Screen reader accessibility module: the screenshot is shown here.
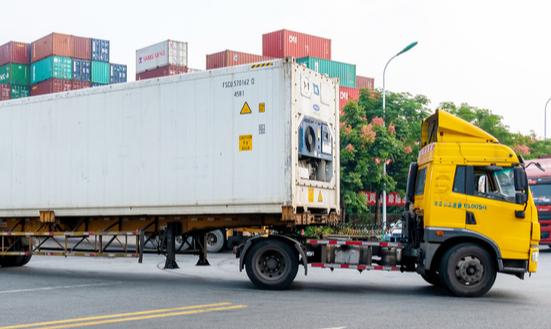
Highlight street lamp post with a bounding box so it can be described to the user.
[545,97,551,140]
[382,41,418,232]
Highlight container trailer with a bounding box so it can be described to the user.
[0,58,539,297]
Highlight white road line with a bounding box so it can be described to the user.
[0,282,120,294]
[319,327,347,329]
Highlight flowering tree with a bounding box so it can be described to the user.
[340,90,430,221]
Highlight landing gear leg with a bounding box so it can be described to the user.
[164,223,179,269]
[195,231,210,266]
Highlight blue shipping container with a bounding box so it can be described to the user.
[73,59,91,81]
[91,39,110,62]
[110,64,127,84]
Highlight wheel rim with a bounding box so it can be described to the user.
[206,233,217,247]
[455,255,484,286]
[254,249,287,282]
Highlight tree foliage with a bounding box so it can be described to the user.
[340,90,551,222]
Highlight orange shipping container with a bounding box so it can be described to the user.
[339,86,359,112]
[262,29,331,60]
[73,36,91,60]
[31,33,74,62]
[356,75,374,90]
[206,50,272,70]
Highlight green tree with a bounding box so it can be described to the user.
[340,90,431,222]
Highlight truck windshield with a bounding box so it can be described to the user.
[530,184,551,205]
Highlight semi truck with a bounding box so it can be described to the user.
[526,157,551,247]
[0,58,539,297]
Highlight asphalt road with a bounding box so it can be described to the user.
[0,247,550,329]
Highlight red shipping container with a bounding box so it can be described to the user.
[0,84,10,100]
[31,78,72,96]
[356,75,374,90]
[206,50,272,70]
[71,80,91,90]
[136,65,188,80]
[262,29,331,59]
[73,36,91,60]
[0,41,30,66]
[31,33,75,62]
[339,86,360,111]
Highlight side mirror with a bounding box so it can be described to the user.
[513,167,528,191]
[515,192,527,204]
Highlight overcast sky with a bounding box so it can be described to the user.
[2,0,549,136]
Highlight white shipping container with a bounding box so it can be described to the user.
[0,59,339,218]
[136,39,188,74]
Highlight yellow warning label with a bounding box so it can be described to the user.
[240,102,252,115]
[308,188,314,203]
[259,102,265,113]
[239,134,253,151]
[317,191,323,202]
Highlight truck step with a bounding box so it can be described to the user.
[310,263,400,271]
[307,239,402,248]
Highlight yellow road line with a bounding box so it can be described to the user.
[38,305,247,329]
[0,302,237,329]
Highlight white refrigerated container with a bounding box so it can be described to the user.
[0,59,339,219]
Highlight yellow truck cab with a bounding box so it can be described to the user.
[402,110,540,296]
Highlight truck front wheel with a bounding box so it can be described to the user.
[420,270,441,287]
[245,239,298,290]
[439,243,496,297]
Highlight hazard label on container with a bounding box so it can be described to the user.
[239,134,253,151]
[308,188,314,203]
[259,102,265,113]
[317,191,323,202]
[240,102,252,115]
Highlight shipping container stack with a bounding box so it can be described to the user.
[136,40,188,80]
[27,33,127,97]
[261,29,375,113]
[0,41,31,101]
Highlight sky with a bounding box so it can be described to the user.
[2,0,549,136]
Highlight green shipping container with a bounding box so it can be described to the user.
[91,61,110,84]
[0,64,30,85]
[296,57,356,88]
[31,56,72,84]
[10,84,30,98]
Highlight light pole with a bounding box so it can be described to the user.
[545,97,551,139]
[382,41,418,232]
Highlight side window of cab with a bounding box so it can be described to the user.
[453,165,516,203]
[415,167,427,195]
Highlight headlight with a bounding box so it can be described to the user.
[532,249,539,263]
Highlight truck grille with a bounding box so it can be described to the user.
[542,232,550,240]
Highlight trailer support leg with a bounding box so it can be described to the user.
[164,223,179,269]
[195,231,210,266]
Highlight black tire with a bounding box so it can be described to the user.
[439,243,496,297]
[0,238,32,268]
[206,229,226,253]
[245,239,299,290]
[0,254,32,267]
[420,270,441,287]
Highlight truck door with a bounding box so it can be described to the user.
[462,166,531,260]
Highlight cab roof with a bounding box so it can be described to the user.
[421,110,499,146]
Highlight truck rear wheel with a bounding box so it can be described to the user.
[439,243,496,297]
[245,239,298,290]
